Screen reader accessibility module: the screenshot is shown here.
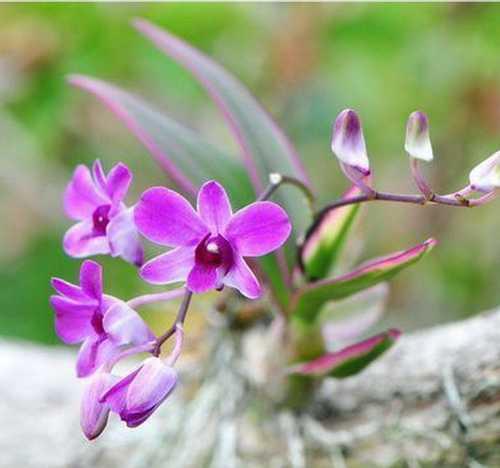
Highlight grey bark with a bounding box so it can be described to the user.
[2,309,500,468]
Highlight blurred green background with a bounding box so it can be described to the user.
[1,3,499,344]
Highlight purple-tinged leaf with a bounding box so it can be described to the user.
[299,185,362,281]
[321,283,389,352]
[132,19,310,196]
[68,75,255,208]
[288,329,400,378]
[290,239,436,323]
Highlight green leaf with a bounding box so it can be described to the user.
[288,329,400,378]
[290,238,436,323]
[299,185,362,280]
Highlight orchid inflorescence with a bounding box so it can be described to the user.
[51,109,499,440]
[51,20,500,441]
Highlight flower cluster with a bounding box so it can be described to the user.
[51,163,291,439]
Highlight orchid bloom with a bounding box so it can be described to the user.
[50,260,154,377]
[405,111,434,162]
[63,160,144,266]
[134,180,291,299]
[100,357,177,428]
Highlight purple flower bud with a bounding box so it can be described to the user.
[405,111,433,162]
[101,357,177,428]
[80,372,118,440]
[469,151,500,193]
[331,109,370,175]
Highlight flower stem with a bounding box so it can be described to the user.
[153,289,193,357]
[318,188,496,215]
[257,173,315,209]
[127,288,185,309]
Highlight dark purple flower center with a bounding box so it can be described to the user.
[195,234,233,270]
[92,205,111,235]
[91,311,105,335]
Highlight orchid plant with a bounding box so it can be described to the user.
[50,19,500,440]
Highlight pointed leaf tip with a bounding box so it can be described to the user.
[288,329,401,378]
[291,238,436,323]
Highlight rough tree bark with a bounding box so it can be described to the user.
[2,309,500,468]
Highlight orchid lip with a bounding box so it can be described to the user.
[92,205,111,235]
[194,234,234,271]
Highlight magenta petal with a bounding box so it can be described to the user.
[103,301,154,346]
[50,295,95,344]
[64,165,108,221]
[79,260,103,300]
[63,220,111,258]
[134,187,208,247]
[223,255,262,299]
[140,247,195,285]
[197,181,232,234]
[187,263,218,293]
[106,162,133,204]
[126,357,177,414]
[107,207,144,266]
[51,278,90,302]
[224,201,291,257]
[92,160,108,196]
[80,372,118,440]
[100,367,142,412]
[76,337,118,378]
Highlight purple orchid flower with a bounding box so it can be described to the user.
[100,357,177,428]
[134,180,291,298]
[63,160,144,266]
[50,260,155,377]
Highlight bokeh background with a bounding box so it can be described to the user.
[1,3,500,345]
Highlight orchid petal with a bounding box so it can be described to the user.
[92,160,108,197]
[63,220,110,258]
[126,357,177,414]
[225,201,291,257]
[80,372,118,440]
[134,187,208,247]
[51,277,90,303]
[224,255,262,299]
[106,162,133,204]
[101,367,142,413]
[64,165,108,221]
[76,337,119,378]
[107,207,144,266]
[50,295,95,344]
[103,301,154,346]
[79,260,103,300]
[197,180,232,234]
[140,247,195,285]
[187,263,218,294]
